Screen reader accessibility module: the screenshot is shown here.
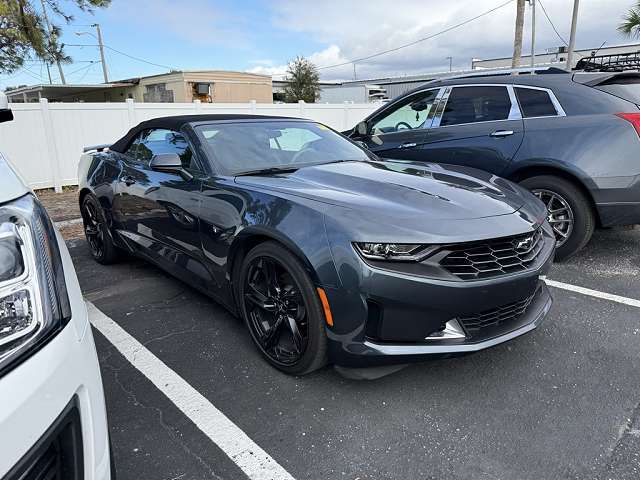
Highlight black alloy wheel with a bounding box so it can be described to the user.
[239,242,327,375]
[81,195,119,264]
[520,175,595,262]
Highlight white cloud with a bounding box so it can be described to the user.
[247,45,351,80]
[268,0,634,80]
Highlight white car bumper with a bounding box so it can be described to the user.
[0,232,111,479]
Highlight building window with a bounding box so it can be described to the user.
[143,83,174,102]
[192,82,212,103]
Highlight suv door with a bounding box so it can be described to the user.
[113,128,211,287]
[420,85,524,175]
[350,88,442,160]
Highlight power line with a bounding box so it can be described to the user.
[66,42,174,71]
[102,45,174,71]
[537,0,568,46]
[76,62,96,83]
[18,65,43,81]
[67,61,100,76]
[318,0,515,70]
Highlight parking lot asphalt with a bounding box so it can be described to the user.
[67,227,640,480]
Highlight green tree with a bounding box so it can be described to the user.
[618,1,640,37]
[0,0,110,74]
[283,56,321,103]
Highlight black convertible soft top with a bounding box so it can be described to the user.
[109,114,299,153]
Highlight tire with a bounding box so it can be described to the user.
[519,175,595,262]
[81,194,119,265]
[238,241,328,375]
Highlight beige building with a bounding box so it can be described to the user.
[7,70,273,103]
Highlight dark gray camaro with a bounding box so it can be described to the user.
[78,115,555,374]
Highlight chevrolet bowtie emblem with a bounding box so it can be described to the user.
[516,236,534,251]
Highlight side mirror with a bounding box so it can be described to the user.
[356,121,368,136]
[150,153,194,180]
[150,153,182,172]
[0,92,13,124]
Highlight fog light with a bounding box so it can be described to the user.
[425,319,466,340]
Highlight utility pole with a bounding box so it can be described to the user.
[44,61,52,84]
[446,56,453,72]
[566,0,580,71]
[511,0,526,70]
[529,0,536,67]
[40,0,66,84]
[353,62,357,81]
[93,24,109,83]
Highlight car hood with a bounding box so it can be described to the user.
[235,160,529,221]
[0,153,29,204]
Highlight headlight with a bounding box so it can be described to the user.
[354,242,433,261]
[0,194,71,376]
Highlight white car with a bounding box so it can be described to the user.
[0,92,112,479]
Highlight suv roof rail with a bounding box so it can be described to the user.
[442,66,568,80]
[574,51,640,72]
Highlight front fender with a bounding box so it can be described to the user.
[228,222,340,288]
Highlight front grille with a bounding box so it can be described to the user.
[440,228,545,280]
[458,290,537,333]
[5,398,83,480]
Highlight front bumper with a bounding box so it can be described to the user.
[0,232,110,479]
[325,233,555,367]
[361,281,551,359]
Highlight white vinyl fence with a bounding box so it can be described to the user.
[0,99,378,192]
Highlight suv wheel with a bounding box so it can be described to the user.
[519,175,595,261]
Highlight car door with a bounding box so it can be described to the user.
[351,88,443,160]
[420,85,525,175]
[113,128,212,288]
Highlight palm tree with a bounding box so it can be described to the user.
[618,1,640,37]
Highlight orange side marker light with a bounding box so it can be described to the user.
[316,287,334,327]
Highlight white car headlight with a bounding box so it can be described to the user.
[0,194,71,375]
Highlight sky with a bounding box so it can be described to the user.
[1,0,638,90]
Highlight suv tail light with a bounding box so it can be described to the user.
[616,112,640,136]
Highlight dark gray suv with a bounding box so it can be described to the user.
[347,69,640,260]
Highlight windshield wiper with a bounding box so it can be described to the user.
[235,166,302,176]
[235,159,365,176]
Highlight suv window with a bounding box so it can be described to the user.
[440,86,512,126]
[137,128,198,170]
[369,89,439,135]
[515,87,558,117]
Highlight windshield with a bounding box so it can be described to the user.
[196,121,370,175]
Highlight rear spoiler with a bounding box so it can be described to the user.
[82,143,111,153]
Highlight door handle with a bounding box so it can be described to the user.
[400,142,417,149]
[121,175,136,186]
[490,130,514,137]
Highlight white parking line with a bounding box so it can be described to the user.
[546,279,640,309]
[86,301,296,480]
